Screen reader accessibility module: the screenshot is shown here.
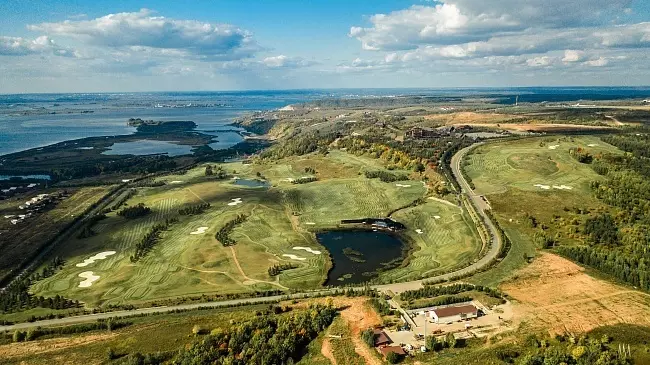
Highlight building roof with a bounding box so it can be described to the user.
[373,329,391,346]
[379,346,407,357]
[432,304,478,318]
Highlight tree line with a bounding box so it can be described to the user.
[130,218,178,262]
[364,170,409,183]
[117,203,151,219]
[215,214,249,246]
[291,176,318,184]
[178,203,211,216]
[400,283,502,302]
[268,263,297,276]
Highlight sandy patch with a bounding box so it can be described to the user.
[434,216,441,219]
[78,271,100,288]
[293,246,322,255]
[305,222,316,225]
[279,105,295,111]
[548,145,560,150]
[587,144,598,147]
[76,251,116,267]
[502,253,650,334]
[228,198,243,206]
[534,184,551,190]
[284,177,295,182]
[170,180,183,184]
[552,185,573,190]
[190,227,209,235]
[121,179,131,183]
[415,229,424,234]
[395,183,411,188]
[282,254,306,261]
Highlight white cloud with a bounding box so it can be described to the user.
[29,9,258,60]
[262,55,315,69]
[584,57,609,67]
[0,36,76,57]
[562,50,584,63]
[526,56,554,67]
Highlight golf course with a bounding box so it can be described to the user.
[29,150,481,307]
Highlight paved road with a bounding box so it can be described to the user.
[0,143,504,331]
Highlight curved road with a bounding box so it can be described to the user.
[0,143,503,331]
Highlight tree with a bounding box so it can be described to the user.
[445,332,457,348]
[107,348,117,360]
[360,328,375,348]
[425,335,441,352]
[414,162,425,174]
[386,351,400,364]
[13,330,25,342]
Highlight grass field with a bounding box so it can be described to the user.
[25,150,480,309]
[0,304,287,365]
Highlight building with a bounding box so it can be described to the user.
[373,329,391,347]
[379,346,407,358]
[430,304,478,323]
[406,126,438,139]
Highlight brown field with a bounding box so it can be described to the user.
[423,111,613,132]
[502,253,650,334]
[425,112,522,124]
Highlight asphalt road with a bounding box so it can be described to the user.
[0,143,504,332]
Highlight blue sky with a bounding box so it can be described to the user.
[0,0,649,93]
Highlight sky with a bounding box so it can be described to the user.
[0,0,649,93]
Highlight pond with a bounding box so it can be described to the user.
[102,140,194,156]
[0,174,51,180]
[233,178,270,188]
[317,230,406,285]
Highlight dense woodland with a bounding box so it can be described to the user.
[49,155,178,181]
[558,133,650,292]
[171,304,336,364]
[364,170,409,183]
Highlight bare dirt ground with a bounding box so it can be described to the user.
[321,337,337,365]
[0,333,117,359]
[502,253,650,334]
[302,297,383,365]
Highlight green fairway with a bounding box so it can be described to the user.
[385,199,481,282]
[27,151,480,308]
[463,135,622,285]
[464,135,620,195]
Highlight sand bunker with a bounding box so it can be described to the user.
[284,178,295,182]
[434,216,441,219]
[534,184,551,190]
[170,180,183,184]
[76,251,116,267]
[415,229,424,234]
[228,198,243,206]
[78,271,100,288]
[305,222,316,225]
[395,184,411,188]
[190,227,208,235]
[293,247,322,255]
[548,145,560,150]
[553,185,573,190]
[587,144,598,147]
[282,254,306,261]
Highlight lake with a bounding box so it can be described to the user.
[317,230,406,285]
[102,140,194,156]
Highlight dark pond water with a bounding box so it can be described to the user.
[233,178,270,188]
[317,230,406,285]
[102,140,194,156]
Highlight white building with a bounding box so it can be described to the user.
[430,304,478,324]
